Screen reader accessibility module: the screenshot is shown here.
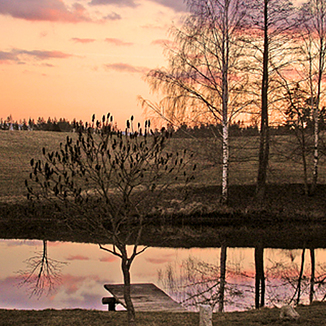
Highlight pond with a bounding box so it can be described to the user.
[1,239,326,312]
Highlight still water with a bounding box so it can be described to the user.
[1,239,326,312]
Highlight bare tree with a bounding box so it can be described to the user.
[299,0,326,194]
[282,81,313,194]
[242,0,297,200]
[142,0,247,204]
[25,114,194,326]
[18,240,66,297]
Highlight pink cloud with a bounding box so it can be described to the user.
[146,257,173,264]
[65,255,90,261]
[71,37,96,44]
[99,255,118,263]
[145,253,176,265]
[104,62,149,74]
[105,38,133,46]
[0,0,91,23]
[151,39,175,47]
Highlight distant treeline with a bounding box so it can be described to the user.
[2,115,326,137]
[171,118,326,138]
[0,116,118,133]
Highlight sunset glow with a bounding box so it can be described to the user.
[0,0,188,128]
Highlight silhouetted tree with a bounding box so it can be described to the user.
[299,0,326,194]
[25,114,194,326]
[282,82,312,194]
[242,0,297,200]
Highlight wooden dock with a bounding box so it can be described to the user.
[103,283,185,312]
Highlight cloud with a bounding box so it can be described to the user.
[21,50,74,60]
[104,38,133,46]
[0,49,74,64]
[141,23,168,31]
[103,12,121,20]
[148,0,188,12]
[1,239,42,246]
[99,255,118,263]
[89,0,138,7]
[104,62,149,74]
[146,257,173,264]
[151,39,175,47]
[71,37,96,44]
[145,253,175,265]
[65,255,90,261]
[0,0,92,23]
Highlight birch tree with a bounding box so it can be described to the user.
[299,0,326,194]
[142,0,247,204]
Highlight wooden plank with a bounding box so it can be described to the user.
[104,283,185,312]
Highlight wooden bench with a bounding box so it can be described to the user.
[102,283,185,312]
[102,297,119,311]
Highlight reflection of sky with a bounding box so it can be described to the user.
[1,240,326,311]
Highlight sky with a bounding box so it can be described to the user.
[0,0,188,128]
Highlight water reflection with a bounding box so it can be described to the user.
[1,239,326,312]
[17,240,67,297]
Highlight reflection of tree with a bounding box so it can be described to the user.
[157,248,249,312]
[265,248,326,306]
[159,247,326,311]
[17,240,66,297]
[158,256,221,310]
[255,244,265,308]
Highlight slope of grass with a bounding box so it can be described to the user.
[1,302,326,326]
[0,131,77,198]
[1,130,326,199]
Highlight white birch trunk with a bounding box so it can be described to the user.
[221,122,229,203]
[221,0,230,204]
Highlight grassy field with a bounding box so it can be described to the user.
[0,131,80,198]
[1,302,326,325]
[1,129,326,199]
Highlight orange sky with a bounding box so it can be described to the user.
[0,0,187,128]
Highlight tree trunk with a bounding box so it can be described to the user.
[256,0,269,201]
[310,248,315,304]
[311,98,319,195]
[221,118,229,204]
[296,247,306,305]
[311,32,324,195]
[121,255,136,326]
[300,128,309,195]
[255,244,265,309]
[221,1,230,205]
[219,244,227,312]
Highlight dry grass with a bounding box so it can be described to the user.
[0,131,77,198]
[1,130,326,200]
[1,302,326,325]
